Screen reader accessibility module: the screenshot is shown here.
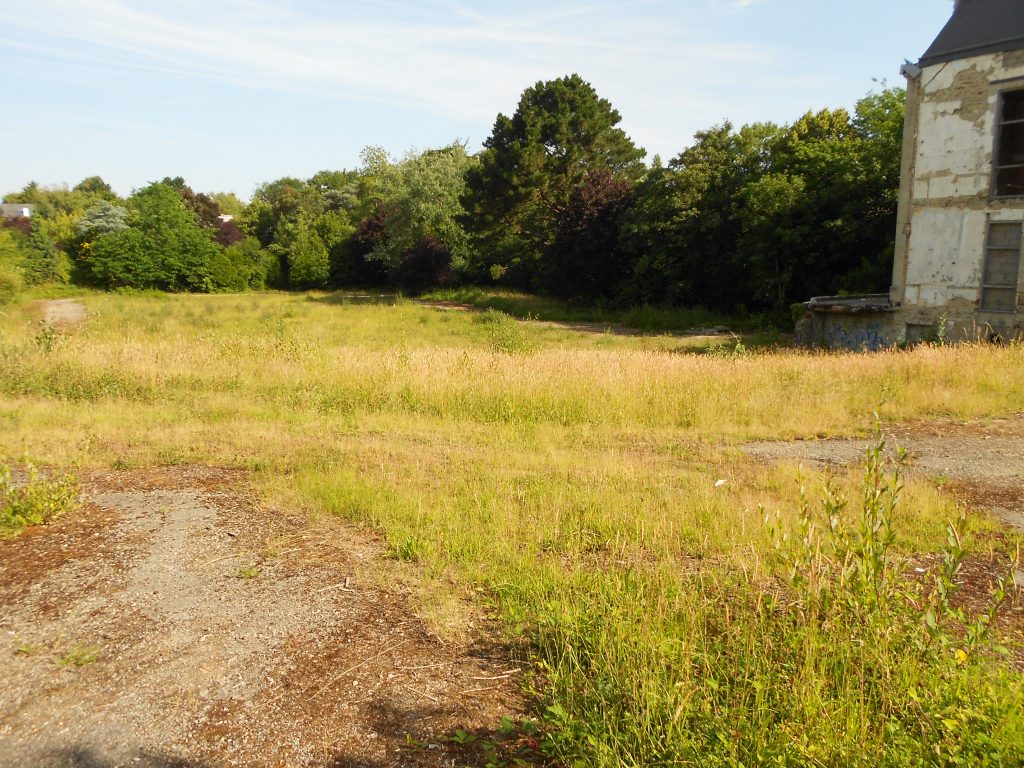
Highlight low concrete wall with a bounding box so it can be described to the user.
[797,307,1024,350]
[796,311,902,351]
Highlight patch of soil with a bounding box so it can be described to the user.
[743,415,1024,530]
[0,466,527,767]
[32,298,87,327]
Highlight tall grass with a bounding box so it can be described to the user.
[1,291,1022,764]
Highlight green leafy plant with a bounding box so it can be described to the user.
[761,435,1020,766]
[57,643,101,668]
[476,309,534,355]
[705,333,747,359]
[0,458,80,538]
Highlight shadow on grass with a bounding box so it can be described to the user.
[307,291,399,307]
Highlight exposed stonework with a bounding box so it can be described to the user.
[930,65,992,127]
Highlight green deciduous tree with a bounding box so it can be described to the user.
[23,218,71,285]
[619,86,904,315]
[87,183,219,291]
[0,229,24,303]
[285,217,330,289]
[73,176,119,202]
[210,192,246,218]
[366,144,476,284]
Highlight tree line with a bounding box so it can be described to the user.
[1,75,904,320]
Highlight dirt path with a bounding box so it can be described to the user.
[743,415,1024,530]
[0,467,525,767]
[36,298,87,326]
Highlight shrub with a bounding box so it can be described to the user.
[0,459,80,538]
[476,308,534,355]
[0,263,22,305]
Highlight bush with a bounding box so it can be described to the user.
[209,237,271,292]
[476,308,534,355]
[0,263,22,305]
[1,459,80,539]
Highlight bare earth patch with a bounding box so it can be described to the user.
[743,414,1024,530]
[0,466,526,768]
[34,299,87,327]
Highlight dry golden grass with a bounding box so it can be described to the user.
[2,290,1022,765]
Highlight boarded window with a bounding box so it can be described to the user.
[996,91,1024,196]
[981,222,1022,312]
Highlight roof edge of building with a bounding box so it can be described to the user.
[919,37,1024,68]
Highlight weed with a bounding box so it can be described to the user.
[34,322,61,354]
[235,566,261,579]
[705,333,747,359]
[387,534,426,563]
[442,719,546,768]
[57,644,101,668]
[0,458,79,538]
[523,440,1024,766]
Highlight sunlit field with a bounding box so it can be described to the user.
[2,291,1023,766]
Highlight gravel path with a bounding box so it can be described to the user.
[744,415,1024,530]
[0,467,524,767]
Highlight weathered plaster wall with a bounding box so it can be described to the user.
[892,51,1024,341]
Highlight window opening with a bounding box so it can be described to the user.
[981,221,1022,312]
[995,90,1024,197]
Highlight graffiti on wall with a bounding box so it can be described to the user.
[825,321,890,351]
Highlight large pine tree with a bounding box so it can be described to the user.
[462,74,645,290]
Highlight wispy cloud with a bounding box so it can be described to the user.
[5,0,776,124]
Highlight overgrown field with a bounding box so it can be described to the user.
[2,291,1023,766]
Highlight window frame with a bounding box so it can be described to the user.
[981,220,1022,314]
[993,88,1024,198]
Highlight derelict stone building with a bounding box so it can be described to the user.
[802,0,1024,348]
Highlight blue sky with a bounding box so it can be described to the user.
[1,0,955,200]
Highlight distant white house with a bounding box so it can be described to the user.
[0,203,34,220]
[802,0,1024,348]
[217,214,234,223]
